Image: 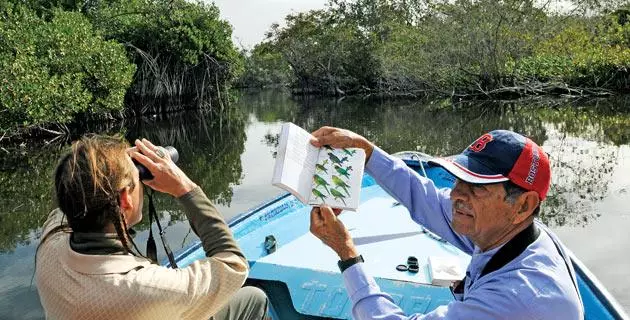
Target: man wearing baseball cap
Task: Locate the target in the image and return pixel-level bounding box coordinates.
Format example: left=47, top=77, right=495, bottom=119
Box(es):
left=309, top=127, right=583, bottom=319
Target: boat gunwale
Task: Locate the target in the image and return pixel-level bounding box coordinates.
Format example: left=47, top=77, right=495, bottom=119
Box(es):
left=170, top=192, right=294, bottom=266
left=568, top=249, right=629, bottom=320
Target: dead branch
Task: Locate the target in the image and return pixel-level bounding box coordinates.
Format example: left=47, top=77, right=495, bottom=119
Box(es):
left=36, top=126, right=64, bottom=136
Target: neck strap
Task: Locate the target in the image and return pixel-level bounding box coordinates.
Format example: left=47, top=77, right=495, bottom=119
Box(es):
left=146, top=190, right=178, bottom=268
left=480, top=223, right=539, bottom=278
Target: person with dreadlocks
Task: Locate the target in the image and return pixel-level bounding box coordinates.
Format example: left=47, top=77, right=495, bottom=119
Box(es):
left=35, top=136, right=267, bottom=320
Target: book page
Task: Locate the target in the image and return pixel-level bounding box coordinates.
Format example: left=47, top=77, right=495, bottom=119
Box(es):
left=271, top=123, right=289, bottom=190
left=271, top=123, right=319, bottom=202
left=308, top=147, right=366, bottom=211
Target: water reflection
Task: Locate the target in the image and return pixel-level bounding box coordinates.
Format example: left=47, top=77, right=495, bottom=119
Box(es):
left=242, top=91, right=629, bottom=227
left=1, top=91, right=629, bottom=318
left=124, top=109, right=247, bottom=222
left=0, top=146, right=63, bottom=253
left=0, top=108, right=246, bottom=253
left=1, top=94, right=628, bottom=251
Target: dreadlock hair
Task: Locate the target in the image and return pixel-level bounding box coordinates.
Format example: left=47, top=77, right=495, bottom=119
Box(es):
left=51, top=134, right=142, bottom=255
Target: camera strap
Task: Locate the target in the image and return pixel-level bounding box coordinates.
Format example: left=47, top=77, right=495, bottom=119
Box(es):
left=146, top=190, right=178, bottom=268
left=451, top=223, right=539, bottom=296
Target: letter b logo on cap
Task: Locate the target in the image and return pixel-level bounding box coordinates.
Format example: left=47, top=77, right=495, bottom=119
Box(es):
left=469, top=134, right=493, bottom=152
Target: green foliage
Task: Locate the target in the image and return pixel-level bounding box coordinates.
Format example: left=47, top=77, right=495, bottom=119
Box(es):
left=510, top=16, right=630, bottom=88
left=236, top=43, right=293, bottom=88
left=89, top=0, right=243, bottom=103
left=257, top=0, right=630, bottom=96
left=0, top=4, right=135, bottom=133
left=1, top=0, right=243, bottom=135
left=264, top=8, right=381, bottom=94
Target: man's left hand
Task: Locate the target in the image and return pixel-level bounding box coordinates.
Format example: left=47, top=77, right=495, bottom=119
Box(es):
left=309, top=206, right=359, bottom=260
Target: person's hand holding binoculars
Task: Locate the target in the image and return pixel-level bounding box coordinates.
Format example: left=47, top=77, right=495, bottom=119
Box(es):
left=129, top=139, right=198, bottom=198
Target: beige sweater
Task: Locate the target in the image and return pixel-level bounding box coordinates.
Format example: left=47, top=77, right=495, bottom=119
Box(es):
left=36, top=187, right=248, bottom=320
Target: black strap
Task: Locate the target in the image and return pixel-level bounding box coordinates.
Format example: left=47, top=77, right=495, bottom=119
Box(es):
left=146, top=190, right=178, bottom=268
left=338, top=255, right=364, bottom=273
left=146, top=198, right=157, bottom=263
left=480, top=223, right=540, bottom=278
left=453, top=223, right=583, bottom=301
left=452, top=223, right=539, bottom=296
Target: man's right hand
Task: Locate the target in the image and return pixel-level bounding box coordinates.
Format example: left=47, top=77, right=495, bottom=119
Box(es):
left=310, top=206, right=359, bottom=261
left=310, top=126, right=375, bottom=161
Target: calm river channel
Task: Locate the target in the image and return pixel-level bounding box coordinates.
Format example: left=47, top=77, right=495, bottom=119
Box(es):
left=1, top=90, right=629, bottom=318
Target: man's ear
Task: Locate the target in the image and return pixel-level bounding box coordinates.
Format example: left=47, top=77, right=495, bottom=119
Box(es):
left=513, top=191, right=540, bottom=224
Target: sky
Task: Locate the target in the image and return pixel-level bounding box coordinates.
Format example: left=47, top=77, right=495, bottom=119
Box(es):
left=210, top=0, right=328, bottom=49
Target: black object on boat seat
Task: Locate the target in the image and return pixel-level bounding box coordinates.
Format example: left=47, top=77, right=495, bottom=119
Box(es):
left=264, top=235, right=277, bottom=254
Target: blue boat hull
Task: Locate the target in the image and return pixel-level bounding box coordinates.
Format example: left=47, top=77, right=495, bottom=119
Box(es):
left=171, top=156, right=628, bottom=320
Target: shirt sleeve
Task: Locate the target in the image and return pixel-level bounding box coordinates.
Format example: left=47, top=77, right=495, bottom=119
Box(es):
left=365, top=147, right=474, bottom=254
left=178, top=186, right=246, bottom=260
left=172, top=187, right=249, bottom=318
left=343, top=263, right=418, bottom=319
left=343, top=264, right=540, bottom=320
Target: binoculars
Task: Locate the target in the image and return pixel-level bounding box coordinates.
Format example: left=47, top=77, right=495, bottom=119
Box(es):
left=135, top=146, right=179, bottom=180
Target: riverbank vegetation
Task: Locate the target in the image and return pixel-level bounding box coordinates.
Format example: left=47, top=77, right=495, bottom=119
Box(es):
left=3, top=0, right=630, bottom=139
left=0, top=0, right=242, bottom=138
left=240, top=0, right=630, bottom=98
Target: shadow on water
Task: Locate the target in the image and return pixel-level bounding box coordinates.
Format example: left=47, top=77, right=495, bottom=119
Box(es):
left=1, top=90, right=630, bottom=318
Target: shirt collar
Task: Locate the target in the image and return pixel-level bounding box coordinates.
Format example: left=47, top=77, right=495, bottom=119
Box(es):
left=70, top=232, right=127, bottom=255
left=468, top=244, right=504, bottom=278
left=61, top=234, right=152, bottom=275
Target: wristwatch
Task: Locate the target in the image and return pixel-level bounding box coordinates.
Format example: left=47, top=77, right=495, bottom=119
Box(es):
left=338, top=255, right=364, bottom=273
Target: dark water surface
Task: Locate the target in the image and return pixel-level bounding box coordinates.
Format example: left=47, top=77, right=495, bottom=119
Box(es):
left=1, top=91, right=629, bottom=318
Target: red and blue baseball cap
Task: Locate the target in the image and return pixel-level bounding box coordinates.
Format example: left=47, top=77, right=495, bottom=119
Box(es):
left=429, top=130, right=551, bottom=200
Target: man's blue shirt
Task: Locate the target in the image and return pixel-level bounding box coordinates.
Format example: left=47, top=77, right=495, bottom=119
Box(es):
left=342, top=147, right=584, bottom=319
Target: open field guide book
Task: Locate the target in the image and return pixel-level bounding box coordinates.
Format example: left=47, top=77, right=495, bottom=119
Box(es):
left=272, top=122, right=366, bottom=211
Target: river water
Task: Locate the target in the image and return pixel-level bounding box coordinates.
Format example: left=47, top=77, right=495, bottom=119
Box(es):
left=1, top=91, right=629, bottom=318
